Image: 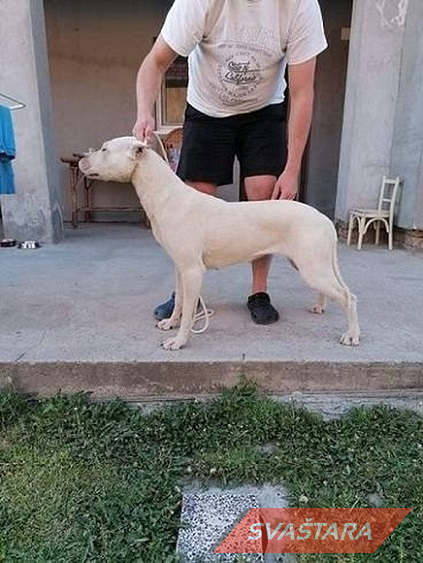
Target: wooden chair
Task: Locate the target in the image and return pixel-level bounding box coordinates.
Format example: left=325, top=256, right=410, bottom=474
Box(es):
left=347, top=176, right=402, bottom=250
left=161, top=127, right=183, bottom=171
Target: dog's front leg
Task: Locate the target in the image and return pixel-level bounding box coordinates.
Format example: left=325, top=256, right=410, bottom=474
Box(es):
left=157, top=268, right=182, bottom=330
left=162, top=266, right=204, bottom=350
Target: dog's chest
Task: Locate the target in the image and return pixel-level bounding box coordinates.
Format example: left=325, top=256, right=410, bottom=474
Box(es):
left=149, top=218, right=167, bottom=249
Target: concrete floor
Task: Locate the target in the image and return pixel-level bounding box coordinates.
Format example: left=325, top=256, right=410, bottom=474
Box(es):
left=1, top=223, right=422, bottom=400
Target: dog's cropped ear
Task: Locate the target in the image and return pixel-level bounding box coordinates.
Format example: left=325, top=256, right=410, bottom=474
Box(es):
left=143, top=132, right=169, bottom=161
left=131, top=139, right=147, bottom=160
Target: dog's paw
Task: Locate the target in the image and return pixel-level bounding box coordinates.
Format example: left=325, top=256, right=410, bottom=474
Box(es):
left=310, top=294, right=327, bottom=314
left=157, top=318, right=178, bottom=331
left=310, top=304, right=325, bottom=314
left=161, top=336, right=187, bottom=350
left=340, top=332, right=360, bottom=346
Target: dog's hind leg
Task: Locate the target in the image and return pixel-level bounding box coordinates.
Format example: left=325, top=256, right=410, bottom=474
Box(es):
left=310, top=293, right=327, bottom=314
left=289, top=257, right=327, bottom=314
left=161, top=265, right=205, bottom=350
left=302, top=269, right=359, bottom=345
left=295, top=251, right=360, bottom=346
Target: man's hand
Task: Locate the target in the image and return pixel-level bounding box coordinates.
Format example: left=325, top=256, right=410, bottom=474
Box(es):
left=271, top=168, right=299, bottom=200
left=133, top=35, right=178, bottom=144
left=133, top=115, right=155, bottom=143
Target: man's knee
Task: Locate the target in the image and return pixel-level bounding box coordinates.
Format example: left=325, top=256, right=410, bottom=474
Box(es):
left=244, top=175, right=277, bottom=201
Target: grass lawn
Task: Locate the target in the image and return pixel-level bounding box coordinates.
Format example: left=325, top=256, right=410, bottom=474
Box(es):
left=0, top=380, right=421, bottom=562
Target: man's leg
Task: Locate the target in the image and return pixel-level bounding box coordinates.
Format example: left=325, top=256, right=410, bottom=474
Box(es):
left=244, top=174, right=280, bottom=324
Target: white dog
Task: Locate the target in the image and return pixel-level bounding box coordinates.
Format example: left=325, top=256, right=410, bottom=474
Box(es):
left=79, top=137, right=360, bottom=350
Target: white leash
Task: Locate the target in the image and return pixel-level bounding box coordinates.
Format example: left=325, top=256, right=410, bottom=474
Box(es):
left=190, top=295, right=215, bottom=334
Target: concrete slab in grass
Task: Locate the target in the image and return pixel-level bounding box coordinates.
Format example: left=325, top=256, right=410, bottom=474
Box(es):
left=176, top=484, right=295, bottom=562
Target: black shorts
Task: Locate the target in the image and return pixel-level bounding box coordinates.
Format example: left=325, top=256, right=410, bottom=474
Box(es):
left=176, top=102, right=288, bottom=186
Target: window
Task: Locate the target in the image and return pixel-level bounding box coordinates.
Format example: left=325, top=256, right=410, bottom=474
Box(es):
left=156, top=54, right=188, bottom=132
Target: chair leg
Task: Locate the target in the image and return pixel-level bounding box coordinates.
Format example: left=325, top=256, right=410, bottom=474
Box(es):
left=388, top=221, right=393, bottom=250
left=375, top=221, right=380, bottom=246
left=357, top=218, right=365, bottom=250
left=347, top=214, right=355, bottom=246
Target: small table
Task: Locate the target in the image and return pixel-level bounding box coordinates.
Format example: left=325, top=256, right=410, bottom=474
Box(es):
left=61, top=154, right=147, bottom=228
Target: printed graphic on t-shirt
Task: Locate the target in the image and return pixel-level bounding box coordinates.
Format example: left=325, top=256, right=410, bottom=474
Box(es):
left=224, top=58, right=259, bottom=86
left=212, top=23, right=281, bottom=107
left=216, top=52, right=262, bottom=105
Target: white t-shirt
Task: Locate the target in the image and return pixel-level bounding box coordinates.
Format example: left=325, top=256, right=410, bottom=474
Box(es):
left=161, top=0, right=327, bottom=117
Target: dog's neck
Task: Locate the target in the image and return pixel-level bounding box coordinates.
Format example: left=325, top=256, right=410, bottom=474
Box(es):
left=130, top=148, right=189, bottom=219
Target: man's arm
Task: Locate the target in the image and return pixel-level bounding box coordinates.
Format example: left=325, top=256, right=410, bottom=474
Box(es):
left=133, top=35, right=179, bottom=142
left=272, top=57, right=317, bottom=200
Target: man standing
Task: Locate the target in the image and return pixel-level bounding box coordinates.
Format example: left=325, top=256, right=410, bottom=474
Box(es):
left=133, top=0, right=327, bottom=324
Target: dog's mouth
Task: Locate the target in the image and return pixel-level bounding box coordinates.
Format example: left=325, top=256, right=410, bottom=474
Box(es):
left=78, top=159, right=99, bottom=178
left=80, top=168, right=99, bottom=178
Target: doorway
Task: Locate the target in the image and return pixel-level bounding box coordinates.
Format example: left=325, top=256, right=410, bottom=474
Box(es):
left=301, top=0, right=353, bottom=218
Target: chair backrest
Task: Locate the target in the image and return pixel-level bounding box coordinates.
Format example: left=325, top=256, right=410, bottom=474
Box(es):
left=162, top=127, right=183, bottom=149
left=150, top=127, right=183, bottom=171
left=161, top=127, right=183, bottom=171
left=378, top=176, right=401, bottom=220
left=149, top=131, right=169, bottom=162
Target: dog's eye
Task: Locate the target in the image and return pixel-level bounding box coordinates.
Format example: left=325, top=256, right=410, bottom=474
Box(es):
left=101, top=148, right=107, bottom=152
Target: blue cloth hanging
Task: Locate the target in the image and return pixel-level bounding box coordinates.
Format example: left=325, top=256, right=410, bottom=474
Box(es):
left=0, top=104, right=16, bottom=195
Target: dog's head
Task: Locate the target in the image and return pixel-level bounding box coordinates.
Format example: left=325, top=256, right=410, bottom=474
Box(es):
left=78, top=136, right=146, bottom=182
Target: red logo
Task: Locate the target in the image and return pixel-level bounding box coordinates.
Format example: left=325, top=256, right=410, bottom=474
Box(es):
left=213, top=508, right=411, bottom=554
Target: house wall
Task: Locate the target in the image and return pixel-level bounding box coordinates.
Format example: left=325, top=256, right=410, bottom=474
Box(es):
left=391, top=0, right=423, bottom=230
left=336, top=0, right=423, bottom=233
left=336, top=0, right=405, bottom=220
